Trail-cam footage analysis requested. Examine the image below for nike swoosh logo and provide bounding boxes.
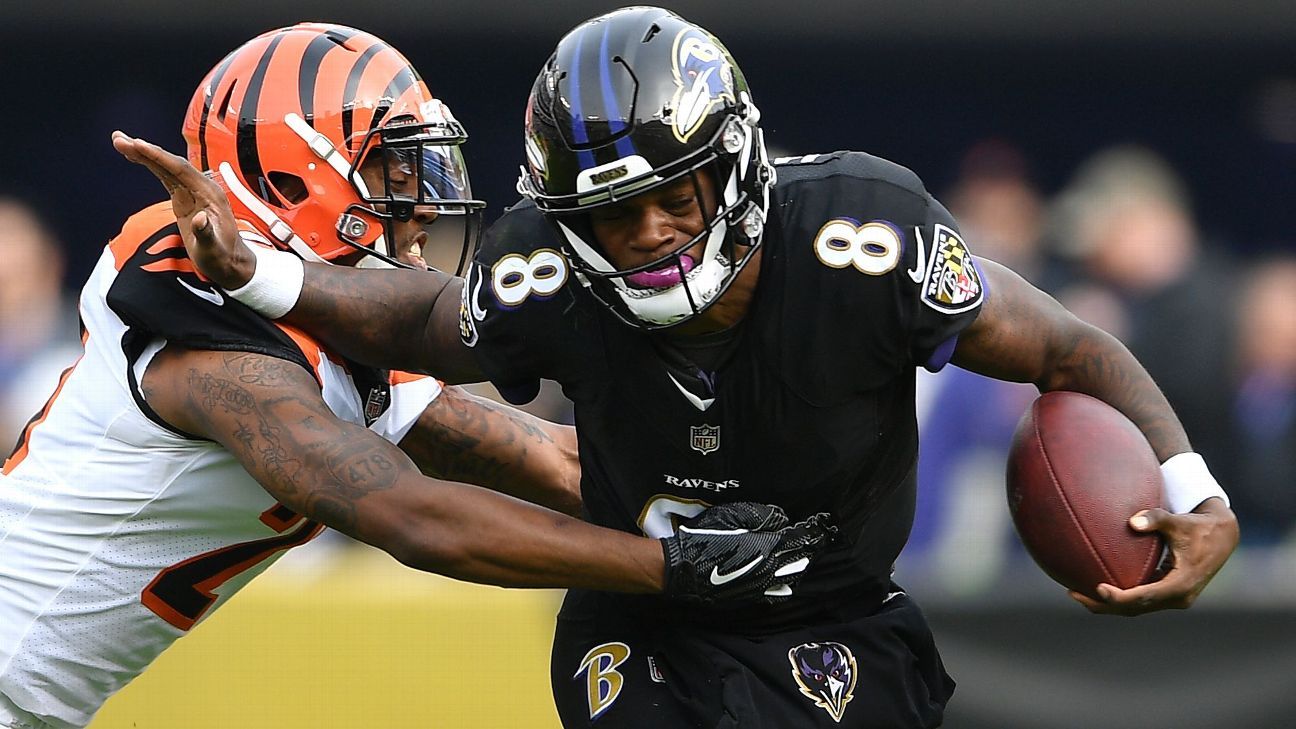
[709,555,764,585]
[179,279,225,306]
[907,226,927,284]
[470,271,487,321]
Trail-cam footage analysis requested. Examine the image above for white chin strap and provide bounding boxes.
[560,217,731,326]
[217,162,326,263]
[281,112,393,266]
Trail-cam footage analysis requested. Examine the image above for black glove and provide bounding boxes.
[661,502,836,604]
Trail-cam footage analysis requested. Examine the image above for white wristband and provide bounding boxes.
[1160,452,1230,514]
[223,244,304,320]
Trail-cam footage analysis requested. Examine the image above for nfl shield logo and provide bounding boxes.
[690,424,720,455]
[364,388,389,425]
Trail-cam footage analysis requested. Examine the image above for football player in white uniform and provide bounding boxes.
[0,24,833,729]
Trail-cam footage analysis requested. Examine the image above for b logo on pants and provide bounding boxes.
[575,642,631,720]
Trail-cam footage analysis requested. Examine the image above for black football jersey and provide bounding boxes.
[462,152,986,628]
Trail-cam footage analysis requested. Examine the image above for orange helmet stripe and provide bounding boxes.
[339,40,390,148]
[297,27,359,128]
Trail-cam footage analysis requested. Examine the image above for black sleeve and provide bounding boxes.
[769,151,986,396]
[902,195,986,371]
[458,203,568,405]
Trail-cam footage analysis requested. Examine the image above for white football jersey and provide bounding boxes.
[0,203,441,729]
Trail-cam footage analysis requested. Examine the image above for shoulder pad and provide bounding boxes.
[478,199,552,261]
[773,151,928,200]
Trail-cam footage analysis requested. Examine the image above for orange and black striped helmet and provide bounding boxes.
[182,22,484,269]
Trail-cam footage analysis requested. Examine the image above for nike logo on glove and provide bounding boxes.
[709,555,765,585]
[179,279,225,306]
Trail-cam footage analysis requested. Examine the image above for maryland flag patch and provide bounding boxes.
[921,224,984,313]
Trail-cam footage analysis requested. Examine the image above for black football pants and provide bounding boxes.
[550,590,953,728]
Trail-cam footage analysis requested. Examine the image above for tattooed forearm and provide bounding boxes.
[233,423,254,459]
[404,387,558,487]
[394,385,580,514]
[176,352,416,535]
[315,438,400,499]
[290,267,442,371]
[255,418,304,494]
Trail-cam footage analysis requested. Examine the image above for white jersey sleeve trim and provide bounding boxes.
[369,377,443,445]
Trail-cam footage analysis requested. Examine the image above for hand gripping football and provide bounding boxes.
[1006,391,1166,600]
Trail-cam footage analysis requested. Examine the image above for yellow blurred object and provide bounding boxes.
[92,544,564,728]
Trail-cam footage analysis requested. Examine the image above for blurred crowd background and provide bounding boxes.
[1,2,1294,726]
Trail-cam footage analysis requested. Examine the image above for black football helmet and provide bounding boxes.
[517,6,774,329]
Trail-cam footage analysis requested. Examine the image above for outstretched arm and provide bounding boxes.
[111,131,478,382]
[141,346,644,590]
[953,259,1239,615]
[139,346,830,602]
[398,385,582,517]
[287,265,475,380]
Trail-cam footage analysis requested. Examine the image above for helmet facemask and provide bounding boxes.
[343,118,486,274]
[525,104,774,330]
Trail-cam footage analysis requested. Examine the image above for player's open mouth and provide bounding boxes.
[625,255,695,290]
[399,231,429,269]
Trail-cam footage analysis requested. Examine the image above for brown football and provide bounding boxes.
[1006,391,1166,600]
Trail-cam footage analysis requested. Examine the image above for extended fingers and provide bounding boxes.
[112,131,220,199]
[112,131,179,188]
[786,515,835,548]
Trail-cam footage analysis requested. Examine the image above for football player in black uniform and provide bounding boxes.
[134,8,1239,728]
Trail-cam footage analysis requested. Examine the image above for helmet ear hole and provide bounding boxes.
[267,172,308,205]
[215,81,238,124]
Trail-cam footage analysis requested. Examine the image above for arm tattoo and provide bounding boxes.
[405,389,557,489]
[183,353,408,533]
[316,438,399,499]
[191,371,256,414]
[230,354,296,385]
[1046,327,1188,458]
[291,267,441,371]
